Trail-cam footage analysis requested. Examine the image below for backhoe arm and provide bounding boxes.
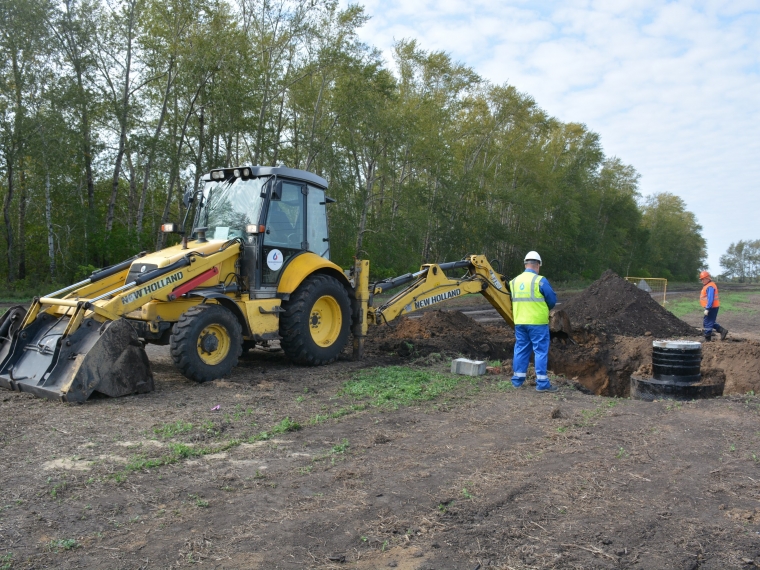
[351,255,514,359]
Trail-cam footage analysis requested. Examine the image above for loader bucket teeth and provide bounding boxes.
[0,315,154,402]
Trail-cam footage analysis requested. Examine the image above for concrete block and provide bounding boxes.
[451,358,486,376]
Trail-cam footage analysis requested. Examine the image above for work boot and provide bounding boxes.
[704,335,712,342]
[719,326,729,341]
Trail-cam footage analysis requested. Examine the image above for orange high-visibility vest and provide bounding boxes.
[700,281,720,308]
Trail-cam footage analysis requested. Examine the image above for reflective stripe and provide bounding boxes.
[513,372,527,378]
[510,274,544,302]
[536,375,549,380]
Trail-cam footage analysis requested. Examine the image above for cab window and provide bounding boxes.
[307,186,329,259]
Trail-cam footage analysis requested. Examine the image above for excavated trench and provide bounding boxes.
[365,272,760,397]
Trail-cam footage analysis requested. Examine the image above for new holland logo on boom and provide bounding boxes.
[414,289,461,310]
[122,271,184,305]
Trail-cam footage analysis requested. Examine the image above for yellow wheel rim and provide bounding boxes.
[309,295,342,347]
[197,324,231,366]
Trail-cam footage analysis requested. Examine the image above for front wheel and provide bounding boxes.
[170,304,243,382]
[280,274,351,365]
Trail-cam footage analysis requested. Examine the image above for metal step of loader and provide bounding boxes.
[0,311,154,402]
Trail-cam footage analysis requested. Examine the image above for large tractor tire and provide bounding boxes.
[170,304,243,382]
[280,274,351,365]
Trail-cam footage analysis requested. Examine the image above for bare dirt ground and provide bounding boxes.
[2,276,760,569]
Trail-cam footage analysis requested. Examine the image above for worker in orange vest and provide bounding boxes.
[699,271,728,341]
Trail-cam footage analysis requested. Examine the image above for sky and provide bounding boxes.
[341,0,760,275]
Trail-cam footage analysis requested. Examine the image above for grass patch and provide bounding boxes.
[49,481,67,499]
[308,403,368,426]
[153,421,193,439]
[45,538,78,552]
[252,417,301,441]
[271,417,300,433]
[189,494,209,508]
[313,438,351,464]
[667,291,758,318]
[112,416,303,480]
[339,366,465,408]
[574,399,623,428]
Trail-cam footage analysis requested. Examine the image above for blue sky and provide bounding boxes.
[343,0,760,275]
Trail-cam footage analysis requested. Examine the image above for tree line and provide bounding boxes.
[0,0,707,289]
[720,240,760,282]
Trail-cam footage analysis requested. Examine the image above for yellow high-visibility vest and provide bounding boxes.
[510,271,549,325]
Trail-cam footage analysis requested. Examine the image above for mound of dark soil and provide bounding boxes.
[366,310,514,360]
[561,270,697,338]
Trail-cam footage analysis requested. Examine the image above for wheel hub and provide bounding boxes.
[199,332,219,353]
[196,323,231,365]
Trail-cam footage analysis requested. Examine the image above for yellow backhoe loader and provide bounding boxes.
[0,166,519,402]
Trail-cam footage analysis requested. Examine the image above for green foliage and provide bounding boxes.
[641,193,706,281]
[0,0,706,289]
[340,366,463,407]
[46,538,79,552]
[153,421,193,438]
[720,240,760,282]
[271,417,301,434]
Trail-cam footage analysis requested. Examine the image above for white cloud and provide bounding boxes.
[344,0,760,273]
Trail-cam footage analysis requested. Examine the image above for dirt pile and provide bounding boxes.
[561,270,697,338]
[366,310,514,360]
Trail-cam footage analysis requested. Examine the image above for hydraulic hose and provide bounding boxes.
[133,255,194,286]
[91,252,148,283]
[374,260,474,293]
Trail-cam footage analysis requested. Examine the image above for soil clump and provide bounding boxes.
[560,269,696,338]
[366,310,513,361]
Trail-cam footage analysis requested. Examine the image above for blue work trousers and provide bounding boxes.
[703,307,721,338]
[511,324,550,390]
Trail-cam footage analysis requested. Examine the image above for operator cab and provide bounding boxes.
[193,166,332,297]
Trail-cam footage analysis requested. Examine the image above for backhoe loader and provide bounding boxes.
[0,166,519,402]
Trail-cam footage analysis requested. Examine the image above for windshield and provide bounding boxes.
[198,177,267,240]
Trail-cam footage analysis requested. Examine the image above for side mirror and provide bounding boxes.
[271,181,282,201]
[182,188,195,208]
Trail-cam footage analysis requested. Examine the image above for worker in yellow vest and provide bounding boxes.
[509,251,558,392]
[699,271,727,341]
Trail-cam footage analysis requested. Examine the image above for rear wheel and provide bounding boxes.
[280,274,351,365]
[170,304,243,382]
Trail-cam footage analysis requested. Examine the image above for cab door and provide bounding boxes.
[261,180,306,285]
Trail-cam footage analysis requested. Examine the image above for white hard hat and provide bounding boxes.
[524,251,542,265]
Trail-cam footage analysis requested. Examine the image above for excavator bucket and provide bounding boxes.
[0,311,153,402]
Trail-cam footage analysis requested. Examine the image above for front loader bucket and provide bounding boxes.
[0,313,154,402]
